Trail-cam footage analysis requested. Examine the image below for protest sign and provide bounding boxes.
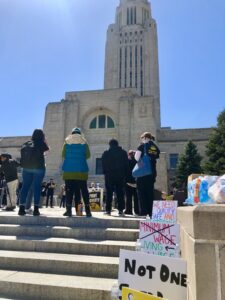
[88,188,103,211]
[118,249,187,300]
[139,221,180,257]
[151,201,178,223]
[122,287,167,300]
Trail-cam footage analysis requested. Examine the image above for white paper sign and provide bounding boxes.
[139,221,180,257]
[118,249,187,300]
[152,201,178,223]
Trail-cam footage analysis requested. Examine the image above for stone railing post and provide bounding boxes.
[177,205,225,300]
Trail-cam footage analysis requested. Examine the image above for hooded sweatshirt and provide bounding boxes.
[101,145,128,178]
[62,134,90,180]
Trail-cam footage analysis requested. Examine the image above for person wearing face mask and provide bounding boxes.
[134,132,160,217]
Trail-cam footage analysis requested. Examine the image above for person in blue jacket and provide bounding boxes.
[61,127,92,217]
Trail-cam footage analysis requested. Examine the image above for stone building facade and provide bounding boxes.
[0,0,213,192]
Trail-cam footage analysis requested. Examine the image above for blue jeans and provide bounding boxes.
[20,169,45,207]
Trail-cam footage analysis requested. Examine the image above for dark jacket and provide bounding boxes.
[127,157,136,184]
[102,145,128,178]
[0,159,20,183]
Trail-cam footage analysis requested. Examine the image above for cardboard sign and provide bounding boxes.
[118,249,187,300]
[88,188,103,211]
[151,201,178,223]
[139,221,180,258]
[122,287,167,300]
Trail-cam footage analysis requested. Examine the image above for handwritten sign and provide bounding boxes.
[122,287,167,300]
[151,201,178,223]
[88,188,103,211]
[139,221,180,257]
[118,249,187,300]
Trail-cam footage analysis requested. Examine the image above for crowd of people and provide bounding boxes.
[0,127,161,218]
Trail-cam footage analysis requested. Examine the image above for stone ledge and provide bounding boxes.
[177,205,225,240]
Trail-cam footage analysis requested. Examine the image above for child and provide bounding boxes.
[0,154,20,211]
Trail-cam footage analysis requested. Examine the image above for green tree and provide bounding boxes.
[175,141,202,188]
[203,109,225,175]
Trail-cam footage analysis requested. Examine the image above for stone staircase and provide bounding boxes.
[0,210,140,300]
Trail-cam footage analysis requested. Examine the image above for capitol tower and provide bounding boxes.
[104,0,160,101]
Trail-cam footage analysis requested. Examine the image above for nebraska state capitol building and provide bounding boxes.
[0,0,212,192]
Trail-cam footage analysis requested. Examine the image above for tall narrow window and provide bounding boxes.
[131,7,133,25]
[134,7,137,24]
[119,47,122,88]
[125,46,127,88]
[140,46,143,96]
[130,46,132,87]
[127,8,130,25]
[135,45,138,88]
[170,154,179,169]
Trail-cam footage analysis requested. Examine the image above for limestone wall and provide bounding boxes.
[177,205,225,300]
[157,128,213,167]
[0,136,29,160]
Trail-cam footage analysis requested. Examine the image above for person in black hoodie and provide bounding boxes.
[124,150,139,215]
[0,153,20,211]
[101,139,128,216]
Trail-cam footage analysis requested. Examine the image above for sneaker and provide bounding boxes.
[86,212,92,218]
[33,207,40,216]
[63,210,72,217]
[118,211,124,216]
[5,207,15,211]
[18,206,26,216]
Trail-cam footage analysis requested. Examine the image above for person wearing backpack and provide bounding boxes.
[18,129,49,216]
[0,153,20,211]
[134,132,160,217]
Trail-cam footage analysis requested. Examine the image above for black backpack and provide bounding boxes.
[20,141,40,168]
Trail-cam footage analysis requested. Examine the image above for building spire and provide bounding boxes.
[116,0,152,28]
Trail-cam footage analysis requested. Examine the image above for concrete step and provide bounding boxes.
[0,235,136,257]
[0,269,115,300]
[0,210,139,299]
[0,224,139,241]
[0,214,142,229]
[0,250,119,279]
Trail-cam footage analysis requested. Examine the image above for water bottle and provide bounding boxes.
[199,179,209,203]
[135,239,142,251]
[111,281,119,299]
[146,215,151,221]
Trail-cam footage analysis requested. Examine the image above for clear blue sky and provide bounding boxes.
[0,0,224,137]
